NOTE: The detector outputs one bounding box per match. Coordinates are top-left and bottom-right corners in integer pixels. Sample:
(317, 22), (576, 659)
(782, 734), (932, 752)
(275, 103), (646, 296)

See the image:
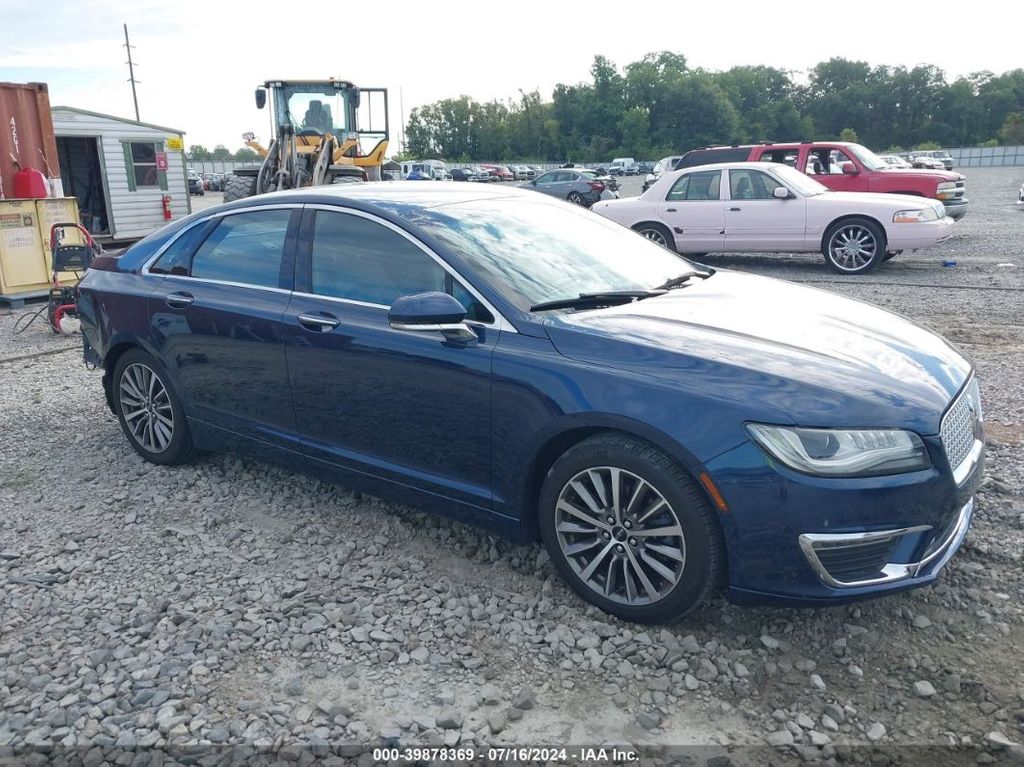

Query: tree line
(186, 144), (260, 162)
(403, 53), (1024, 162)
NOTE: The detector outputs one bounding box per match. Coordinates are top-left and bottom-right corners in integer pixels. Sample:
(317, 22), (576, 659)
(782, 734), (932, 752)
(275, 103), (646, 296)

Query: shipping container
(0, 82), (61, 200)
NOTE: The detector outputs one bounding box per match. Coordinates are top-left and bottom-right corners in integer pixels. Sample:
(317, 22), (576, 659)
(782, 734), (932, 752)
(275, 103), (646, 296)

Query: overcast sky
(2, 0), (1019, 152)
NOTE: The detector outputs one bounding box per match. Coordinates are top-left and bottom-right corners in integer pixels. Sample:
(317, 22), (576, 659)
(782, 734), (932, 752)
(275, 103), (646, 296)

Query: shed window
(122, 141), (167, 191)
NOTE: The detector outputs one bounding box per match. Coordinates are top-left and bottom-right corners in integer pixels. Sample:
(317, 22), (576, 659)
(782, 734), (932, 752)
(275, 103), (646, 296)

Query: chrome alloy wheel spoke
(555, 466), (686, 605)
(119, 363), (174, 454)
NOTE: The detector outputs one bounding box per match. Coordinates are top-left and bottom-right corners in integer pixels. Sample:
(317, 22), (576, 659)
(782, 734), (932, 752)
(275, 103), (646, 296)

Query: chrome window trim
(161, 273), (292, 296)
(799, 496), (974, 589)
(303, 203), (516, 333)
(140, 203), (303, 275)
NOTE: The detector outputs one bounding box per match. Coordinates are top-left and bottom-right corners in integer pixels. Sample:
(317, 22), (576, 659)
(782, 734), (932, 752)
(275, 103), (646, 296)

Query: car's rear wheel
(113, 349), (196, 465)
(822, 218), (885, 274)
(633, 223), (677, 253)
(539, 434), (722, 623)
(567, 191), (586, 206)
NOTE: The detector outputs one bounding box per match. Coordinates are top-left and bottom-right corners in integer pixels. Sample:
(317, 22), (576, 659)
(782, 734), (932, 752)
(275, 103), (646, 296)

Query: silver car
(520, 168), (618, 207)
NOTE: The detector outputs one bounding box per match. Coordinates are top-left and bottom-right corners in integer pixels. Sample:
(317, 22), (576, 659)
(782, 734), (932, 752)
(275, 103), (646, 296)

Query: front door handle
(729, 207), (742, 212)
(165, 291), (194, 308)
(665, 207), (677, 213)
(297, 312), (340, 331)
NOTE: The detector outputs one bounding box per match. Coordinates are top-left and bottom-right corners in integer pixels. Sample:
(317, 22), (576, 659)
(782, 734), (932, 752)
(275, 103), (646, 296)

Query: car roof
(254, 181), (537, 208)
(668, 161), (785, 174)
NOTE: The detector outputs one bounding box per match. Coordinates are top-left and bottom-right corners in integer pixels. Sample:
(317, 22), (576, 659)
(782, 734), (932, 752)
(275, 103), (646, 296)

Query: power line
(123, 24), (140, 122)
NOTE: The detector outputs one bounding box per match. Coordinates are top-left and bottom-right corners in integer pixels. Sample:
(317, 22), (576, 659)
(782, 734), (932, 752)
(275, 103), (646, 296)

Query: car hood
(543, 271), (970, 435)
(816, 190), (946, 212)
(878, 167), (964, 181)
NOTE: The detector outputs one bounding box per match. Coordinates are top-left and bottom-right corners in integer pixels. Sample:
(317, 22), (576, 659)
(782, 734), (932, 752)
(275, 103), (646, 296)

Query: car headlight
(936, 181), (957, 200)
(893, 207), (939, 223)
(746, 424), (931, 477)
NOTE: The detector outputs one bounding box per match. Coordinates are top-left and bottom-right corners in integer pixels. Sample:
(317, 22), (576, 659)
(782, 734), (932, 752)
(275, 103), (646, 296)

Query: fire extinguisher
(161, 195), (172, 220)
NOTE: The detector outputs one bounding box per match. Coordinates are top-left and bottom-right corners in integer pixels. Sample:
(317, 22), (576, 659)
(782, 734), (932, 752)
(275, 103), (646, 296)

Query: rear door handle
(729, 207), (742, 212)
(297, 312), (340, 331)
(165, 291), (194, 308)
(665, 207), (677, 212)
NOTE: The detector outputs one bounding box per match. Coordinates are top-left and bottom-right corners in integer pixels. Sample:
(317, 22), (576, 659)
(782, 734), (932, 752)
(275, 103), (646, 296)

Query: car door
(657, 169), (725, 253)
(145, 206), (300, 450)
(283, 206), (500, 509)
(724, 168), (807, 251)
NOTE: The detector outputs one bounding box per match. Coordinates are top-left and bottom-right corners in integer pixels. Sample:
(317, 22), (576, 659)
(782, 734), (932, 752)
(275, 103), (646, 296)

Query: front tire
(633, 223), (677, 253)
(822, 218), (885, 274)
(539, 434), (723, 623)
(113, 349), (196, 465)
(223, 174), (257, 203)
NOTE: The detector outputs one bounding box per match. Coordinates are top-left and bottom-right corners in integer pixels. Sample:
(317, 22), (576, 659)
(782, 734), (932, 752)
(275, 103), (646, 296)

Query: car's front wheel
(539, 434), (723, 623)
(822, 218), (885, 274)
(113, 349), (196, 465)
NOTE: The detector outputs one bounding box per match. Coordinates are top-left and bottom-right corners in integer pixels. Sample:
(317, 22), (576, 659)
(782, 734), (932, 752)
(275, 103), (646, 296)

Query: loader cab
(261, 80), (357, 138)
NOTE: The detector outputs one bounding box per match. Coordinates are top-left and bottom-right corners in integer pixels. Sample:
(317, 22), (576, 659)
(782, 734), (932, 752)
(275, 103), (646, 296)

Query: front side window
(666, 170), (721, 201)
(807, 147), (854, 175)
(310, 211), (492, 321)
(729, 169), (784, 200)
(189, 209), (291, 288)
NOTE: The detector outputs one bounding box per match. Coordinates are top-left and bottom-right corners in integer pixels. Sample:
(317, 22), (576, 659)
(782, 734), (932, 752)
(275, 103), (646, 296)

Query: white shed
(51, 106), (191, 242)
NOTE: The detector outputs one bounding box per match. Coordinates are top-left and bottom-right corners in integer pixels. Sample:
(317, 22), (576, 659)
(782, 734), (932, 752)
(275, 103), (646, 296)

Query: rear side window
(678, 147), (750, 168)
(149, 221), (214, 276)
(189, 209), (292, 288)
(666, 170), (721, 201)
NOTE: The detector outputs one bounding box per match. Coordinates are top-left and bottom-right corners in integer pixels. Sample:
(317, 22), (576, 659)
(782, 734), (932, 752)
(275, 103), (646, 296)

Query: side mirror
(841, 162), (858, 175)
(772, 186), (791, 199)
(255, 88), (266, 109)
(388, 292), (477, 342)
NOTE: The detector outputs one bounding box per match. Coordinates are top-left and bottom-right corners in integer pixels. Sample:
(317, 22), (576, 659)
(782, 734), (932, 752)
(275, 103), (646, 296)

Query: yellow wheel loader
(223, 79), (389, 203)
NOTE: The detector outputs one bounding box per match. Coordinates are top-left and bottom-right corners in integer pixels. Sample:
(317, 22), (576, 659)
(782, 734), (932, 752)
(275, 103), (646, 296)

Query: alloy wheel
(554, 466), (686, 605)
(567, 192), (586, 205)
(639, 228), (668, 247)
(119, 363), (174, 453)
(829, 225), (877, 271)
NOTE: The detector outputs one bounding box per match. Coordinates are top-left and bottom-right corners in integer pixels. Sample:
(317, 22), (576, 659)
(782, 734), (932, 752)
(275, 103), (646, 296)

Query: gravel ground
(1, 167), (1022, 764)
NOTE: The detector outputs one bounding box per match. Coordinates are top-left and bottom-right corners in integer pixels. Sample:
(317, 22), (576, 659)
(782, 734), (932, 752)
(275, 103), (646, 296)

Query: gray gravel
(1, 167), (1022, 763)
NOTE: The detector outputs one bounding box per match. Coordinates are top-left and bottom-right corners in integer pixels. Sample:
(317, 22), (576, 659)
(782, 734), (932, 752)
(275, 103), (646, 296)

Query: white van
(609, 157), (636, 176)
(400, 159), (449, 180)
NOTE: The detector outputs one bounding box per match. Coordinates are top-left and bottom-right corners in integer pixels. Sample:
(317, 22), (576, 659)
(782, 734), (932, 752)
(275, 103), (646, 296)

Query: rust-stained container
(0, 82), (61, 201)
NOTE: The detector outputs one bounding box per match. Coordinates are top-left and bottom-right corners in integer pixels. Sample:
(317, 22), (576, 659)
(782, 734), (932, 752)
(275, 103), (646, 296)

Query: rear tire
(822, 218), (886, 274)
(539, 434), (723, 624)
(633, 223), (677, 253)
(223, 174), (257, 203)
(567, 191), (586, 206)
(113, 349), (196, 466)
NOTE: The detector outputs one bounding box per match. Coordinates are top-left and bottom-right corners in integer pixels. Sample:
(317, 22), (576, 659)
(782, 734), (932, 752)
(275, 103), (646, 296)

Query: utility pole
(123, 24), (140, 122)
(399, 87), (406, 153)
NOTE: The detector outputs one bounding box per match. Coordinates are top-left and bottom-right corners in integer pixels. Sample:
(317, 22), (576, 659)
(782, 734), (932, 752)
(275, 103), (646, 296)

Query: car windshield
(844, 143), (887, 171)
(768, 164), (829, 196)
(410, 198), (699, 311)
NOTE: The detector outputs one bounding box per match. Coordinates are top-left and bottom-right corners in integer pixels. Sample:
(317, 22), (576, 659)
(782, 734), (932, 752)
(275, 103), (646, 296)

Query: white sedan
(592, 162), (955, 274)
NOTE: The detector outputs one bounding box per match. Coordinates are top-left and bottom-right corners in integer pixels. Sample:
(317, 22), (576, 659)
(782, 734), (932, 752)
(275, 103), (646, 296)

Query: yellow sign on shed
(166, 136), (184, 151)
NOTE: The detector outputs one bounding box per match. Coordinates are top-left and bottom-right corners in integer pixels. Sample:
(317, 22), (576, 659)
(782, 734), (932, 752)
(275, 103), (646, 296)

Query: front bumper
(943, 199), (969, 220)
(706, 427), (983, 606)
(888, 216), (955, 249)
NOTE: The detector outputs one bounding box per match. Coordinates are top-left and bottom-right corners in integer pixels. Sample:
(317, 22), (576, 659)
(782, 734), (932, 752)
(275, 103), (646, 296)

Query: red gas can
(13, 166), (48, 198)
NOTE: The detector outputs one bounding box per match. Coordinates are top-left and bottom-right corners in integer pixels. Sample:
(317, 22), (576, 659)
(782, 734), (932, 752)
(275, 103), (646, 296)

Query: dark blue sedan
(78, 182), (984, 623)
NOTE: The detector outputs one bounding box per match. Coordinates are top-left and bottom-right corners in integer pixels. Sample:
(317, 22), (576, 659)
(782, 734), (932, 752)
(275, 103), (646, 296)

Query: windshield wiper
(653, 269), (714, 291)
(530, 290), (664, 313)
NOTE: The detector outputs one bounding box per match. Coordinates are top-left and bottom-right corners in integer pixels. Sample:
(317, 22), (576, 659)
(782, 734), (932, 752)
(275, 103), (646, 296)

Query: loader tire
(223, 174), (256, 203)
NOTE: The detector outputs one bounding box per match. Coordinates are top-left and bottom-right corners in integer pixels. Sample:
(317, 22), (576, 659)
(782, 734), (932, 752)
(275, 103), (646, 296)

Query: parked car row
(519, 167), (619, 207)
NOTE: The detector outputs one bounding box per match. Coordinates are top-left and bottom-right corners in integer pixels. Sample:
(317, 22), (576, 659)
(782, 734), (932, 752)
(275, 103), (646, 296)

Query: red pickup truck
(678, 141), (968, 220)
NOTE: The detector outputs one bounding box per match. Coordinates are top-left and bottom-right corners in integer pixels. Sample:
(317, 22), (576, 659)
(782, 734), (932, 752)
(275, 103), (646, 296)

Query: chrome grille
(941, 379), (981, 473)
